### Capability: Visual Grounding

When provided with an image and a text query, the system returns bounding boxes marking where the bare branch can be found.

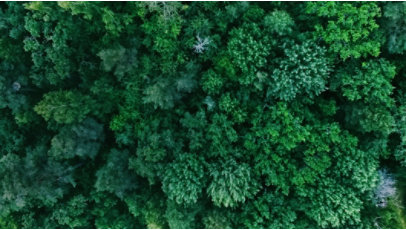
[193,35,211,54]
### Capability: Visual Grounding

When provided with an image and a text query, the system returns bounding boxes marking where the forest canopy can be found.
[1,1,406,229]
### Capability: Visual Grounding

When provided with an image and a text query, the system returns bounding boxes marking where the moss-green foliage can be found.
[0,1,405,228]
[376,199,406,229]
[34,90,95,124]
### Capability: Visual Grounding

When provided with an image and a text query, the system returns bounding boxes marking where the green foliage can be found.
[164,200,200,229]
[269,40,331,101]
[332,59,396,104]
[0,146,76,216]
[207,113,238,158]
[1,2,406,228]
[382,2,406,54]
[0,111,25,155]
[219,93,247,123]
[95,149,137,198]
[263,10,294,36]
[374,198,406,229]
[180,111,208,151]
[296,137,379,228]
[395,99,406,166]
[241,191,297,229]
[91,191,139,229]
[201,69,225,95]
[246,102,310,194]
[49,118,104,159]
[343,102,395,134]
[202,209,233,229]
[34,90,94,124]
[49,195,91,228]
[301,179,364,228]
[0,216,18,229]
[162,153,206,205]
[142,62,199,109]
[307,2,382,59]
[98,43,138,78]
[227,23,273,86]
[332,59,396,134]
[208,159,259,208]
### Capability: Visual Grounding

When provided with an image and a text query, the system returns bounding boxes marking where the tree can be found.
[34,90,94,124]
[162,153,206,205]
[0,146,77,216]
[1,2,405,228]
[306,2,382,60]
[95,149,138,199]
[331,59,396,134]
[207,159,260,208]
[331,59,396,105]
[263,10,295,36]
[269,40,331,101]
[48,118,104,160]
[0,110,25,156]
[142,62,199,109]
[381,2,406,54]
[164,200,201,228]
[240,191,297,229]
[48,195,91,228]
[97,43,138,79]
[227,22,273,87]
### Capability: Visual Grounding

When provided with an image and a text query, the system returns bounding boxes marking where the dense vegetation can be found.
[1,1,406,228]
